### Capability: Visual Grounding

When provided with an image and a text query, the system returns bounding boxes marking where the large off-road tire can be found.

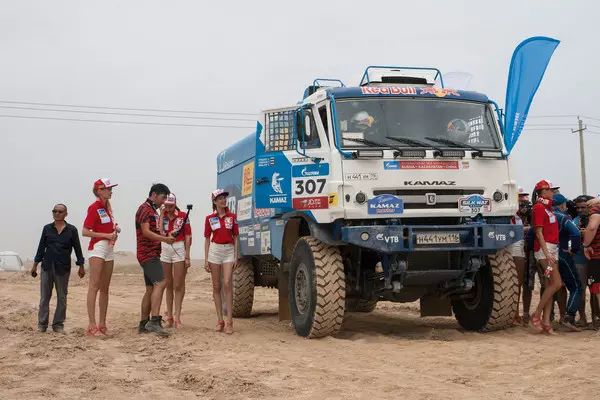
[289,236,345,338]
[451,248,518,331]
[345,298,378,313]
[232,257,254,317]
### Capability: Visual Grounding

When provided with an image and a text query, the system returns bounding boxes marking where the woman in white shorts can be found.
[160,193,192,329]
[528,180,562,334]
[204,189,239,334]
[82,178,120,337]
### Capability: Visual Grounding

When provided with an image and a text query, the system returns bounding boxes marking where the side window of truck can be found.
[318,106,330,144]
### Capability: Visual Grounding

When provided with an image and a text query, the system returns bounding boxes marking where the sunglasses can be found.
[52,209,65,214]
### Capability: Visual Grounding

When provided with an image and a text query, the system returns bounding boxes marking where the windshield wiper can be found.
[386,136,444,153]
[343,137,404,158]
[424,136,487,156]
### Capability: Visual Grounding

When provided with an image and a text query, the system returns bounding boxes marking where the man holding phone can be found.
[135,184,176,336]
[31,203,85,333]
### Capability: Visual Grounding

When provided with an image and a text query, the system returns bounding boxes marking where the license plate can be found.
[416,233,460,245]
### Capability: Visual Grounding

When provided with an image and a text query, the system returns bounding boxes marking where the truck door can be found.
[254,109,295,212]
[254,106,330,212]
[289,106,331,211]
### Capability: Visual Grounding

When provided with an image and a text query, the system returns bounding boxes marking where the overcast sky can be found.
[1,0,599,260]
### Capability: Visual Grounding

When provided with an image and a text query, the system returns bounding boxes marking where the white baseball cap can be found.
[165,193,177,205]
[211,189,229,200]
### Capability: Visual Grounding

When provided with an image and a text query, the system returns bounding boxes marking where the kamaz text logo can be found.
[404,181,456,186]
[375,233,399,243]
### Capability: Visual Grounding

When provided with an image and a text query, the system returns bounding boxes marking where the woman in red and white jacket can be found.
[529,180,562,334]
[160,193,192,329]
[82,178,120,337]
[204,189,239,334]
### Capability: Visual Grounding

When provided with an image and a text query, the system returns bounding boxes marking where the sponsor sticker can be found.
[328,193,338,207]
[367,194,404,215]
[383,161,400,170]
[292,163,329,178]
[361,86,418,95]
[344,172,378,181]
[458,194,492,213]
[248,237,255,247]
[400,161,459,170]
[254,207,274,218]
[237,197,252,221]
[293,196,329,210]
[258,156,275,167]
[242,162,254,196]
[261,231,271,254]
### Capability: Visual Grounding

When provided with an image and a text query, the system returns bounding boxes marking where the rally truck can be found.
[216,39,558,338]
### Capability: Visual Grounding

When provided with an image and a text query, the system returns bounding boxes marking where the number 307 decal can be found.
[295,179,326,195]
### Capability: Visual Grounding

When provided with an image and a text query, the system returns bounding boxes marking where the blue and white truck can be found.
[216,38,559,338]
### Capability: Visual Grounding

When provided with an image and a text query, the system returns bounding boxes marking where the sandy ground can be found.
[1,262,599,400]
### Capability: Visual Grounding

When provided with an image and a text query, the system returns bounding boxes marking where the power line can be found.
[0,114,255,129]
[586,124,600,129]
[0,100,259,116]
[580,115,600,123]
[0,105,257,122]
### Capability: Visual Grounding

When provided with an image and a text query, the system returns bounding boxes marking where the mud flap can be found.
[278,270,291,321]
[420,295,452,317]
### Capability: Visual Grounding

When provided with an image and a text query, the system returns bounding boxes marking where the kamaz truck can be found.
[216,38,559,338]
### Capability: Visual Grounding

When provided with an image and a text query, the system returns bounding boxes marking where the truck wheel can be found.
[345,299,378,313]
[452,248,518,331]
[232,257,254,317]
[289,236,345,338]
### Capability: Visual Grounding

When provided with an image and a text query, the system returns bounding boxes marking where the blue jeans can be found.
[558,251,583,316]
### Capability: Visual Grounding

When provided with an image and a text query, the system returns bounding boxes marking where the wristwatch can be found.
[583,243,590,248]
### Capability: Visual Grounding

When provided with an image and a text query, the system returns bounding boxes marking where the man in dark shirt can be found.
[135,184,175,336]
[32,204,85,333]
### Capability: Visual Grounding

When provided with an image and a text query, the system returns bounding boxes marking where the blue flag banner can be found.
[504,36,560,154]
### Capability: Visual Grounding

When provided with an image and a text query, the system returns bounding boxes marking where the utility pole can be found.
[572,117,588,195]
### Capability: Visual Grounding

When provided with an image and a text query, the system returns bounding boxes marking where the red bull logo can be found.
[420,88,460,98]
[361,87,418,95]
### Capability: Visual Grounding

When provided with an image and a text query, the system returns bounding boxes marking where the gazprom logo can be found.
[292,163,329,178]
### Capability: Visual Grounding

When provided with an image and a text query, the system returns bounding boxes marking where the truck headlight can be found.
[356,192,367,204]
[493,190,504,202]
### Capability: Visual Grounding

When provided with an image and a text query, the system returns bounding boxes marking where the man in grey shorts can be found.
[135,183,175,336]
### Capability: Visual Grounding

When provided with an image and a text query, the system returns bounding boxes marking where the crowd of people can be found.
[31,179,239,337]
[29,177,600,337]
[509,180,600,334]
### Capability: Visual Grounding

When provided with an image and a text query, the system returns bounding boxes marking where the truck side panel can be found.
[216,134,275,258]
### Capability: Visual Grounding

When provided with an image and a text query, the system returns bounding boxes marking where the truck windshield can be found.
[336,98,501,150]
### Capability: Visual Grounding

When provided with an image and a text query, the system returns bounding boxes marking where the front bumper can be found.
[341,224,523,253]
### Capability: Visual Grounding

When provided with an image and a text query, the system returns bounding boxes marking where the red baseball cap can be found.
[534,180,556,192]
[211,189,229,200]
[93,178,118,190]
[165,193,177,205]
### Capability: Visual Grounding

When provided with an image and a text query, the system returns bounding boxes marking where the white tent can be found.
[0,251,25,272]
